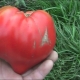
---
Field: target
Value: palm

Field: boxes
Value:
[0,51,58,80]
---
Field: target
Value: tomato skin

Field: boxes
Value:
[0,6,56,74]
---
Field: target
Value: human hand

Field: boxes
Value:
[0,50,58,80]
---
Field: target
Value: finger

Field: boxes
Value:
[22,50,58,77]
[23,60,53,80]
[47,50,58,62]
[22,64,40,77]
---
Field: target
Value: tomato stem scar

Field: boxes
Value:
[24,11,34,17]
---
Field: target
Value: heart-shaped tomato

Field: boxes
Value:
[0,6,56,74]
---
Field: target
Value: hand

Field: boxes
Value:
[0,50,58,80]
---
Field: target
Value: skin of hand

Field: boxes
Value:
[0,50,58,80]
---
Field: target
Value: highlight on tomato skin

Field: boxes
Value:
[0,6,56,74]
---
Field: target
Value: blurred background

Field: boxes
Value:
[0,0,80,80]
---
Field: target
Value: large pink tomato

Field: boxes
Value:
[0,6,56,74]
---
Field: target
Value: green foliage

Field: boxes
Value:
[0,0,80,80]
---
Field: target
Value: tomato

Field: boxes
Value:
[0,6,56,74]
